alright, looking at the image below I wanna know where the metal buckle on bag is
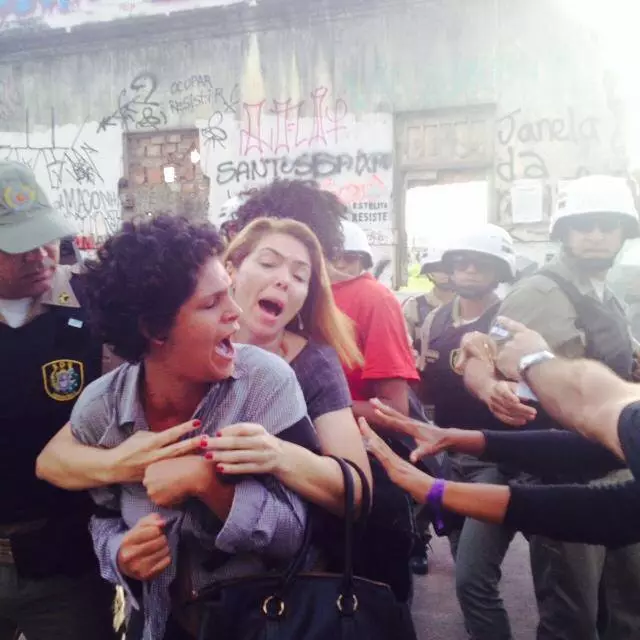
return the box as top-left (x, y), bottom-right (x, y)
top-left (262, 595), bottom-right (285, 619)
top-left (0, 539), bottom-right (14, 565)
top-left (336, 593), bottom-right (359, 614)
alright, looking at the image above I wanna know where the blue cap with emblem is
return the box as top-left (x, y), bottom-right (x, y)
top-left (0, 160), bottom-right (77, 255)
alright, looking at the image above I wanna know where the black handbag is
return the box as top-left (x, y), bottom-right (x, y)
top-left (191, 457), bottom-right (418, 640)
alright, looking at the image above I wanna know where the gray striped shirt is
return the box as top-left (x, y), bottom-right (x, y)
top-left (70, 344), bottom-right (310, 640)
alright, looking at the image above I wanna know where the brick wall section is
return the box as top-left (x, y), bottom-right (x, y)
top-left (122, 130), bottom-right (209, 222)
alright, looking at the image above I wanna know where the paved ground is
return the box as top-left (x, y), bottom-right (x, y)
top-left (411, 533), bottom-right (538, 640)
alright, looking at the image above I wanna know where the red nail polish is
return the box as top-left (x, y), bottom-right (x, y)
top-left (205, 452), bottom-right (213, 460)
top-left (216, 432), bottom-right (222, 437)
top-left (193, 419), bottom-right (202, 427)
top-left (200, 437), bottom-right (208, 448)
top-left (216, 464), bottom-right (225, 473)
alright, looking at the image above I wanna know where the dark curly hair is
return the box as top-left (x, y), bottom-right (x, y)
top-left (84, 215), bottom-right (225, 363)
top-left (233, 180), bottom-right (348, 260)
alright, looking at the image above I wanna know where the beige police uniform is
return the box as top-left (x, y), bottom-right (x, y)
top-left (499, 253), bottom-right (640, 640)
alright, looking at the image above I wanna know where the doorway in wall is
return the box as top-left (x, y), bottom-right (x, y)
top-left (395, 107), bottom-right (495, 287)
top-left (120, 129), bottom-right (209, 222)
top-left (403, 173), bottom-right (489, 291)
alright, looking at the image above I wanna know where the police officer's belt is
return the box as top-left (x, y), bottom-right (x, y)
top-left (0, 519), bottom-right (48, 565)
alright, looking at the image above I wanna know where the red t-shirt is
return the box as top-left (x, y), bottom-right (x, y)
top-left (332, 273), bottom-right (419, 401)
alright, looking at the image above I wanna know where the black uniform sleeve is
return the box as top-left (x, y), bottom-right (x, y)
top-left (618, 402), bottom-right (640, 481)
top-left (482, 429), bottom-right (624, 480)
top-left (504, 479), bottom-right (640, 549)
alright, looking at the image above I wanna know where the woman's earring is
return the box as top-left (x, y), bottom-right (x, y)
top-left (297, 314), bottom-right (304, 332)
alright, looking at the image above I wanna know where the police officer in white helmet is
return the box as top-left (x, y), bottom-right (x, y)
top-left (403, 247), bottom-right (456, 354)
top-left (414, 223), bottom-right (519, 639)
top-left (466, 175), bottom-right (640, 640)
top-left (215, 193), bottom-right (250, 242)
top-left (333, 219), bottom-right (374, 276)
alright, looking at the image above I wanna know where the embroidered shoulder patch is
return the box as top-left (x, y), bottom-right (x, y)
top-left (42, 359), bottom-right (84, 402)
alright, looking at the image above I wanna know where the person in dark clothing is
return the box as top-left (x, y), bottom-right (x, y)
top-left (463, 176), bottom-right (640, 640)
top-left (415, 224), bottom-right (518, 640)
top-left (0, 160), bottom-right (117, 640)
top-left (359, 412), bottom-right (640, 550)
top-left (403, 247), bottom-right (455, 355)
top-left (462, 315), bottom-right (640, 481)
top-left (358, 310), bottom-right (640, 567)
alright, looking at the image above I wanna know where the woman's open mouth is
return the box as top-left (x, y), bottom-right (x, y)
top-left (258, 298), bottom-right (284, 318)
top-left (214, 336), bottom-right (235, 361)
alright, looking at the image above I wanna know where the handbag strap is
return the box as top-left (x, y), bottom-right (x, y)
top-left (326, 456), bottom-right (356, 591)
top-left (342, 458), bottom-right (372, 519)
top-left (279, 456), bottom-right (359, 592)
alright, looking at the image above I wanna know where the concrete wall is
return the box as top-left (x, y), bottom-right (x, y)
top-left (0, 0), bottom-right (628, 281)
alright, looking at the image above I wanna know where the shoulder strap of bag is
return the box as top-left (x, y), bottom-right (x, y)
top-left (537, 269), bottom-right (583, 309)
top-left (542, 268), bottom-right (628, 321)
top-left (418, 304), bottom-right (448, 368)
top-left (341, 458), bottom-right (372, 518)
top-left (416, 295), bottom-right (430, 328)
top-left (280, 457), bottom-right (357, 592)
top-left (609, 291), bottom-right (628, 317)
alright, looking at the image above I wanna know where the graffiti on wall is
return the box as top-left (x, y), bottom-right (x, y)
top-left (95, 71), bottom-right (395, 252)
top-left (0, 0), bottom-right (243, 31)
top-left (169, 76), bottom-right (239, 116)
top-left (98, 72), bottom-right (168, 133)
top-left (0, 108), bottom-right (123, 239)
top-left (197, 88), bottom-right (394, 250)
top-left (238, 88), bottom-right (349, 157)
top-left (495, 106), bottom-right (627, 223)
top-left (215, 150), bottom-right (392, 185)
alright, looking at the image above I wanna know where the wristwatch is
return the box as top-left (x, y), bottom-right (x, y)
top-left (518, 351), bottom-right (556, 381)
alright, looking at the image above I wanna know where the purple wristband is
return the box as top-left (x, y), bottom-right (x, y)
top-left (426, 479), bottom-right (446, 532)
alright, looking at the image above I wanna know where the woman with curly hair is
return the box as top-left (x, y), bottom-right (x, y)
top-left (38, 216), bottom-right (370, 514)
top-left (232, 180), bottom-right (348, 261)
top-left (37, 215), bottom-right (316, 640)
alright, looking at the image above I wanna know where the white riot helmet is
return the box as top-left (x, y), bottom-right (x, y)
top-left (420, 247), bottom-right (446, 275)
top-left (218, 195), bottom-right (247, 226)
top-left (340, 219), bottom-right (374, 269)
top-left (442, 224), bottom-right (517, 284)
top-left (550, 175), bottom-right (640, 241)
top-left (215, 194), bottom-right (250, 240)
top-left (420, 246), bottom-right (455, 292)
